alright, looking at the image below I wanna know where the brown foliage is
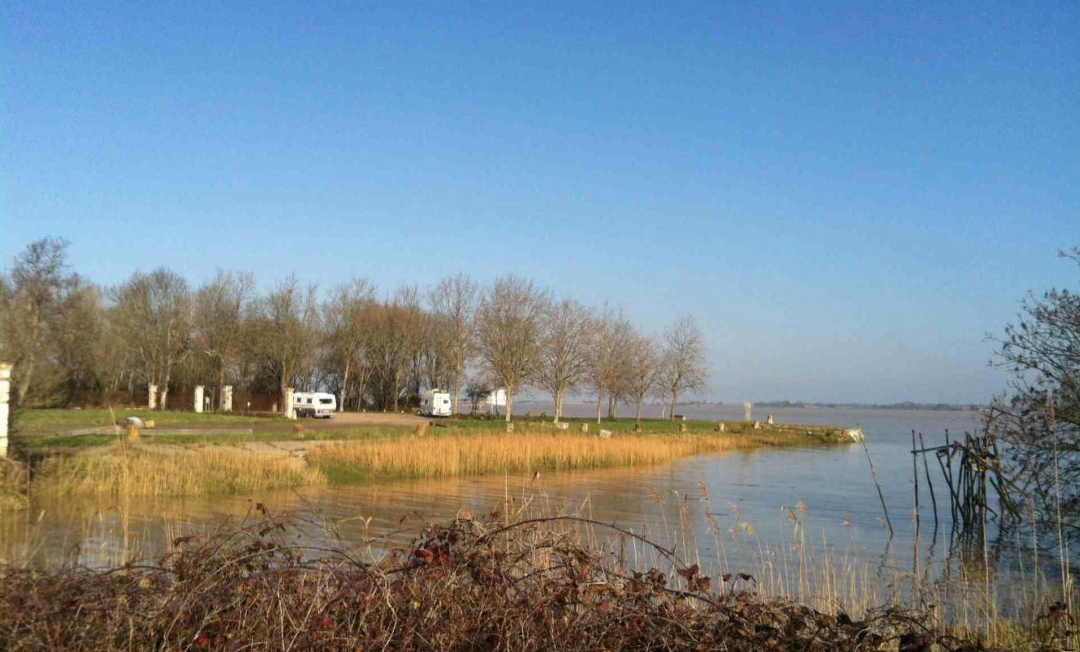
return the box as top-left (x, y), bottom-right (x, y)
top-left (0, 511), bottom-right (998, 651)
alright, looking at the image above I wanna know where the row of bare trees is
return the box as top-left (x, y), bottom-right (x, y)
top-left (0, 239), bottom-right (708, 420)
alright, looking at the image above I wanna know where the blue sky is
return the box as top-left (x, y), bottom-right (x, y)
top-left (2, 2), bottom-right (1077, 403)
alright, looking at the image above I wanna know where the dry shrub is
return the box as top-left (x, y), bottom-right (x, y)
top-left (0, 509), bottom-right (1018, 651)
top-left (34, 445), bottom-right (323, 497)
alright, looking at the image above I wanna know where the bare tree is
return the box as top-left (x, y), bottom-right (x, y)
top-left (251, 276), bottom-right (320, 409)
top-left (988, 247), bottom-right (1080, 540)
top-left (427, 274), bottom-right (477, 414)
top-left (588, 306), bottom-right (634, 423)
top-left (323, 278), bottom-right (376, 411)
top-left (659, 315), bottom-right (708, 419)
top-left (475, 275), bottom-right (546, 422)
top-left (193, 271), bottom-right (254, 409)
top-left (0, 238), bottom-right (78, 406)
top-left (624, 334), bottom-right (660, 426)
top-left (114, 268), bottom-right (193, 409)
top-left (366, 287), bottom-right (423, 411)
top-left (537, 298), bottom-right (593, 423)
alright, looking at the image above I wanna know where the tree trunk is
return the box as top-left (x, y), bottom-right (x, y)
top-left (595, 391), bottom-right (602, 424)
top-left (340, 359), bottom-right (351, 412)
top-left (607, 394), bottom-right (616, 420)
top-left (14, 320), bottom-right (41, 405)
top-left (669, 389), bottom-right (677, 421)
top-left (160, 367), bottom-right (171, 411)
top-left (392, 370), bottom-right (399, 412)
top-left (554, 389), bottom-right (564, 423)
top-left (216, 364), bottom-right (226, 411)
top-left (635, 397), bottom-right (643, 425)
top-left (504, 386), bottom-right (513, 422)
top-left (280, 368), bottom-right (289, 415)
top-left (451, 376), bottom-right (460, 416)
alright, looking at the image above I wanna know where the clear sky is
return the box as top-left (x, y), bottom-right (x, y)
top-left (2, 2), bottom-right (1077, 404)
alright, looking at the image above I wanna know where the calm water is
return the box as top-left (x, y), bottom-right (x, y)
top-left (2, 405), bottom-right (989, 580)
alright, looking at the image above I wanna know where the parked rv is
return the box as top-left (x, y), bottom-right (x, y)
top-left (292, 392), bottom-right (337, 418)
top-left (420, 390), bottom-right (453, 417)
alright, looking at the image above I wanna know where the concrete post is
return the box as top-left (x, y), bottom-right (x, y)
top-left (283, 387), bottom-right (296, 420)
top-left (0, 363), bottom-right (11, 458)
top-left (193, 385), bottom-right (204, 413)
top-left (221, 385), bottom-right (233, 412)
top-left (148, 384), bottom-right (158, 410)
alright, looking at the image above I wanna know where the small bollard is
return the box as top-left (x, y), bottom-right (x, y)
top-left (715, 422), bottom-right (725, 432)
top-left (506, 422), bottom-right (515, 434)
top-left (679, 423), bottom-right (687, 433)
top-left (555, 422), bottom-right (569, 430)
top-left (599, 429), bottom-right (612, 439)
top-left (767, 414), bottom-right (775, 425)
top-left (633, 423), bottom-right (643, 433)
top-left (753, 421), bottom-right (762, 430)
top-left (580, 423), bottom-right (589, 433)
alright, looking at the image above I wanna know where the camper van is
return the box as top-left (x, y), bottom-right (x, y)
top-left (419, 389), bottom-right (453, 417)
top-left (291, 392), bottom-right (337, 418)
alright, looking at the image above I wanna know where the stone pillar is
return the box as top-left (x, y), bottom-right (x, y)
top-left (0, 363), bottom-right (11, 458)
top-left (193, 385), bottom-right (205, 413)
top-left (283, 387), bottom-right (296, 420)
top-left (221, 385), bottom-right (233, 412)
top-left (148, 384), bottom-right (158, 410)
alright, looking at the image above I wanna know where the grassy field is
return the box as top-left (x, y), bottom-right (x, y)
top-left (12, 412), bottom-right (858, 498)
top-left (15, 408), bottom-right (277, 434)
top-left (22, 424), bottom-right (415, 450)
top-left (440, 415), bottom-right (856, 437)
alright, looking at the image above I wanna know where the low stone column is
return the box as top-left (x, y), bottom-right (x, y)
top-left (221, 385), bottom-right (233, 412)
top-left (0, 363), bottom-right (11, 458)
top-left (193, 385), bottom-right (205, 413)
top-left (148, 384), bottom-right (158, 410)
top-left (283, 387), bottom-right (296, 420)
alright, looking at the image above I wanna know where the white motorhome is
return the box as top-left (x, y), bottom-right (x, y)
top-left (420, 389), bottom-right (453, 417)
top-left (291, 392), bottom-right (337, 418)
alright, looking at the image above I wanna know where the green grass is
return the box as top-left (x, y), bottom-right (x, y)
top-left (20, 425), bottom-right (416, 450)
top-left (441, 415), bottom-right (854, 439)
top-left (15, 408), bottom-right (276, 433)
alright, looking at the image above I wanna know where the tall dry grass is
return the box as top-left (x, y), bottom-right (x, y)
top-left (306, 430), bottom-right (788, 481)
top-left (34, 445), bottom-right (323, 497)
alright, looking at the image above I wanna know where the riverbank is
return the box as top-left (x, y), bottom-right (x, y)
top-left (14, 416), bottom-right (859, 499)
top-left (0, 509), bottom-right (1061, 651)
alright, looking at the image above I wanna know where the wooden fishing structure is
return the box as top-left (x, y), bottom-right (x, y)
top-left (910, 429), bottom-right (1024, 547)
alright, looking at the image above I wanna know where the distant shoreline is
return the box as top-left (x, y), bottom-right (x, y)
top-left (688, 401), bottom-right (983, 412)
top-left (514, 399), bottom-right (983, 412)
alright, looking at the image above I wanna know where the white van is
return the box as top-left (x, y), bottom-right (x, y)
top-left (292, 392), bottom-right (337, 418)
top-left (419, 390), bottom-right (453, 417)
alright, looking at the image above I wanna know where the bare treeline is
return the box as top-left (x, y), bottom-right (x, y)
top-left (0, 238), bottom-right (708, 420)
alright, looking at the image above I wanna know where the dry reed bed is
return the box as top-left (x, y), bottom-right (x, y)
top-left (305, 430), bottom-right (792, 480)
top-left (33, 446), bottom-right (323, 497)
top-left (25, 429), bottom-right (821, 498)
top-left (0, 509), bottom-right (1014, 652)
